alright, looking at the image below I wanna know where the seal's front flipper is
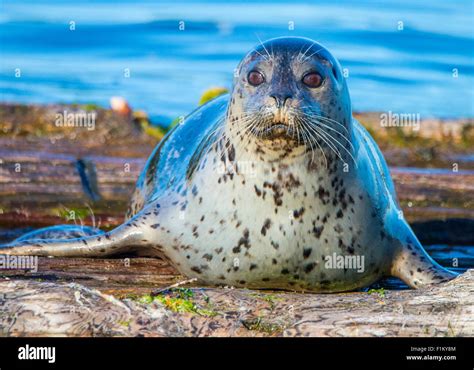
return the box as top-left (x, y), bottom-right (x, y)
top-left (390, 221), bottom-right (458, 288)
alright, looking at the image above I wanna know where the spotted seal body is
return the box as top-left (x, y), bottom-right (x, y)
top-left (2, 37), bottom-right (457, 292)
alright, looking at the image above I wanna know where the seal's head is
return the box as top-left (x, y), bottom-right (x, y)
top-left (229, 37), bottom-right (352, 153)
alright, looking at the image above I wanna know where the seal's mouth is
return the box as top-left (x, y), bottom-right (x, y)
top-left (262, 121), bottom-right (295, 139)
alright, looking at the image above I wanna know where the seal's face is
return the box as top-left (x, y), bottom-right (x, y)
top-left (230, 37), bottom-right (352, 153)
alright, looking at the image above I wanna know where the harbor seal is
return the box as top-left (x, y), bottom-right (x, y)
top-left (1, 37), bottom-right (457, 292)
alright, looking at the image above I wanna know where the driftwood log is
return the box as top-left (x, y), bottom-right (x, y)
top-left (0, 270), bottom-right (472, 337)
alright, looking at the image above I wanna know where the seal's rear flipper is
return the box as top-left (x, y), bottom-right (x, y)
top-left (390, 222), bottom-right (458, 288)
top-left (0, 216), bottom-right (148, 258)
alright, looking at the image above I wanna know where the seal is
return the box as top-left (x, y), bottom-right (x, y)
top-left (2, 37), bottom-right (457, 292)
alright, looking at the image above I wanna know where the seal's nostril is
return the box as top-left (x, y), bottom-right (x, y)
top-left (271, 94), bottom-right (292, 108)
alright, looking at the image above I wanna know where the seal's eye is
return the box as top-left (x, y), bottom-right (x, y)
top-left (248, 70), bottom-right (265, 86)
top-left (302, 72), bottom-right (323, 88)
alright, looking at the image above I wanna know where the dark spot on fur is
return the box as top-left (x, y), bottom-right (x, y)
top-left (312, 225), bottom-right (324, 239)
top-left (254, 185), bottom-right (262, 197)
top-left (202, 253), bottom-right (213, 261)
top-left (303, 248), bottom-right (312, 259)
top-left (304, 263), bottom-right (316, 273)
top-left (293, 207), bottom-right (305, 219)
top-left (261, 218), bottom-right (272, 236)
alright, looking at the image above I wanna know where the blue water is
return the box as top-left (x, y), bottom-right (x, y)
top-left (1, 0), bottom-right (473, 124)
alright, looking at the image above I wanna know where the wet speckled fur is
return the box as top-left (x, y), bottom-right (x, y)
top-left (3, 37), bottom-right (457, 292)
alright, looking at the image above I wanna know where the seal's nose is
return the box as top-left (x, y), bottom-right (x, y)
top-left (270, 94), bottom-right (292, 108)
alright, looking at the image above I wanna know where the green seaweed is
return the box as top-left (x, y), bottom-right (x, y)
top-left (241, 317), bottom-right (285, 334)
top-left (81, 103), bottom-right (101, 111)
top-left (128, 289), bottom-right (218, 317)
top-left (249, 292), bottom-right (282, 310)
top-left (368, 287), bottom-right (386, 298)
top-left (460, 123), bottom-right (474, 149)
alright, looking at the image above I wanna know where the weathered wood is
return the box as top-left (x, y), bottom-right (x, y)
top-left (0, 257), bottom-right (184, 297)
top-left (0, 270), bottom-right (472, 337)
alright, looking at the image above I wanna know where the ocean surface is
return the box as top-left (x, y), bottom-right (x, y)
top-left (1, 0), bottom-right (473, 124)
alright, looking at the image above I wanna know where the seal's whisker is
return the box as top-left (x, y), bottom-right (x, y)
top-left (298, 107), bottom-right (350, 134)
top-left (302, 47), bottom-right (324, 62)
top-left (305, 124), bottom-right (327, 168)
top-left (293, 116), bottom-right (301, 145)
top-left (310, 118), bottom-right (355, 151)
top-left (298, 43), bottom-right (314, 63)
top-left (234, 118), bottom-right (259, 147)
top-left (298, 117), bottom-right (328, 168)
top-left (208, 115), bottom-right (254, 161)
top-left (220, 116), bottom-right (259, 161)
top-left (315, 121), bottom-right (355, 152)
top-left (287, 107), bottom-right (302, 145)
top-left (220, 117), bottom-right (256, 158)
top-left (255, 34), bottom-right (272, 62)
top-left (299, 115), bottom-right (342, 161)
top-left (303, 119), bottom-right (344, 162)
top-left (306, 122), bottom-right (357, 166)
top-left (299, 111), bottom-right (346, 136)
top-left (270, 44), bottom-right (276, 62)
top-left (299, 121), bottom-right (315, 163)
top-left (252, 48), bottom-right (269, 61)
top-left (302, 132), bottom-right (314, 163)
top-left (296, 44), bottom-right (306, 62)
top-left (291, 105), bottom-right (348, 149)
top-left (313, 123), bottom-right (357, 165)
top-left (312, 114), bottom-right (350, 134)
top-left (315, 115), bottom-right (350, 133)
